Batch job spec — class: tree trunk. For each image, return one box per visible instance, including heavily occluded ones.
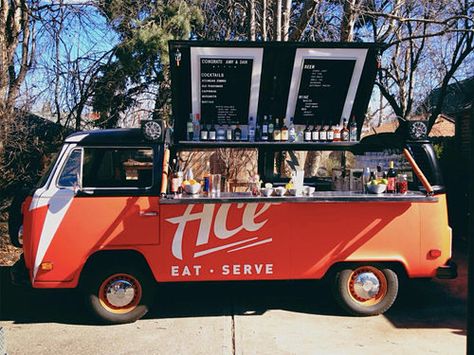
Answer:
[249,0,256,41]
[0,0,34,114]
[289,0,319,41]
[282,0,291,41]
[340,0,357,42]
[262,0,267,41]
[274,0,282,41]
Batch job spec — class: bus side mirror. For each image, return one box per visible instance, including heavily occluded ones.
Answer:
[73,172,82,195]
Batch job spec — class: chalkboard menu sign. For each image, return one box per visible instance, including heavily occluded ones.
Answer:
[294,59,356,124]
[200,58,253,125]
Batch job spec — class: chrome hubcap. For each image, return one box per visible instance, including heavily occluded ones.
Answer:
[105,279,136,308]
[352,272,381,300]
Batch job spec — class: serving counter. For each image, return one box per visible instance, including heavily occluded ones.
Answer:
[160,191,437,205]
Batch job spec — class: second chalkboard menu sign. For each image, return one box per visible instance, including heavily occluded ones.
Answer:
[294,59,356,124]
[200,58,253,125]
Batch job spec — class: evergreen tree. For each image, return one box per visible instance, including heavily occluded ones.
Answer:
[93,0,203,127]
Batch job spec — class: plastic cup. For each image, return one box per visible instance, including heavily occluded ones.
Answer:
[211,174,221,196]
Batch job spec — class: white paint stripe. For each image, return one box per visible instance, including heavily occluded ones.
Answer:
[227,238,273,253]
[29,188,48,211]
[193,237,259,258]
[33,189,74,279]
[65,133,89,142]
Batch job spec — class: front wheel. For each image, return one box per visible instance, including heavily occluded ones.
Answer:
[333,265,398,316]
[84,266,154,324]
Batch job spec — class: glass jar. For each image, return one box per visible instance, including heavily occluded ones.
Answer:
[396,174,408,194]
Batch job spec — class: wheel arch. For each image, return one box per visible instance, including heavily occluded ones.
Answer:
[324,260,409,281]
[79,249,156,287]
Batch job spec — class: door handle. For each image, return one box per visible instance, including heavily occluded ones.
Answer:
[139,211,158,217]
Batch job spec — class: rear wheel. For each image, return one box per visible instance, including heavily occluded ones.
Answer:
[85,266,153,324]
[333,265,398,316]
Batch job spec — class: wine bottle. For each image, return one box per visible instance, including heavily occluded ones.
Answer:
[248,117,256,142]
[261,115,269,141]
[273,118,281,141]
[234,125,242,141]
[341,118,350,141]
[311,124,319,142]
[268,115,274,141]
[200,122,208,141]
[281,119,289,141]
[333,123,341,142]
[187,114,194,141]
[304,123,312,142]
[327,123,334,142]
[387,161,397,193]
[349,115,358,142]
[319,122,327,142]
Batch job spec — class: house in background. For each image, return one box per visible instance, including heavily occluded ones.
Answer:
[363,114,455,138]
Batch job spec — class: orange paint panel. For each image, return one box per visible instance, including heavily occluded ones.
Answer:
[25,192,452,287]
[418,194,452,277]
[34,196,159,284]
[157,202,290,281]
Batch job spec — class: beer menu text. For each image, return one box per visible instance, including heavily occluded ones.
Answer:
[294,58,356,124]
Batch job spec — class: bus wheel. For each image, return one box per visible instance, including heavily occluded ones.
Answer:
[333,266,398,316]
[85,267,153,324]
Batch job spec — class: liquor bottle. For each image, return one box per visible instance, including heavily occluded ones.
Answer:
[341,118,350,141]
[176,160,184,194]
[226,125,233,141]
[170,158,178,194]
[193,113,201,141]
[327,123,334,142]
[333,123,341,142]
[255,124,261,141]
[200,122,208,141]
[281,119,289,141]
[349,115,358,142]
[268,115,274,141]
[208,124,217,141]
[304,123,312,142]
[387,161,397,193]
[319,122,327,142]
[248,116,256,142]
[311,124,319,142]
[288,117,296,142]
[273,118,281,141]
[203,161,211,194]
[261,115,269,141]
[234,125,242,141]
[187,114,194,141]
[217,125,225,141]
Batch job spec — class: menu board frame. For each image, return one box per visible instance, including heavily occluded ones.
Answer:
[190,47,264,124]
[285,48,368,124]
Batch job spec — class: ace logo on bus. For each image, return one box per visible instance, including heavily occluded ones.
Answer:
[165,203,276,277]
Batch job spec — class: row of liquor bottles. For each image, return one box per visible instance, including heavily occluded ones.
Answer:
[185,114,358,142]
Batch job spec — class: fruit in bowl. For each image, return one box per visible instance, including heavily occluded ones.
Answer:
[183,179,201,194]
[366,181,387,194]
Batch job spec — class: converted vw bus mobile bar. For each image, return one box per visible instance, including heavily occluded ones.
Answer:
[10,41,456,324]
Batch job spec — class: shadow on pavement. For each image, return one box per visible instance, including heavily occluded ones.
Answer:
[0,247,466,334]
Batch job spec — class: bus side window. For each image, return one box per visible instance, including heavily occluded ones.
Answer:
[57,149,82,187]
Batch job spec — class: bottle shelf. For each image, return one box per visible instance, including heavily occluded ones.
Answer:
[177,140,359,150]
